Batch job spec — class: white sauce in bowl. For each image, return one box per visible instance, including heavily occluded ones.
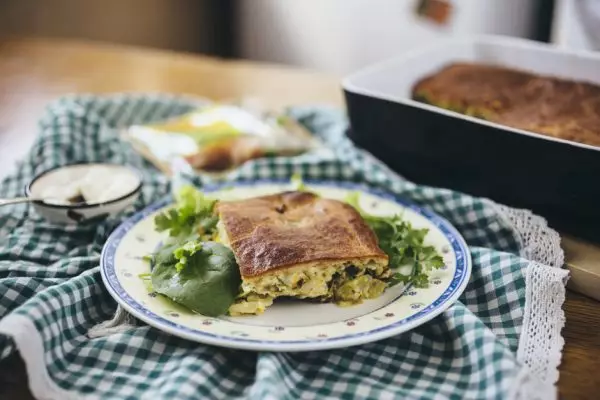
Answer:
[29,164,141,205]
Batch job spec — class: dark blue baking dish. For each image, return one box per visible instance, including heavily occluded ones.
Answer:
[342,36,600,241]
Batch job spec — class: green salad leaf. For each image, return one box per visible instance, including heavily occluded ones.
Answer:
[151,241,241,317]
[154,185,218,239]
[148,186,242,317]
[346,192,444,288]
[290,172,307,191]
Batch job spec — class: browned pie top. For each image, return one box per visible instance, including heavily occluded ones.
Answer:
[216,191,388,277]
[413,62,600,147]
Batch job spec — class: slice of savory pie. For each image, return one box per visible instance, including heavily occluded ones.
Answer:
[216,191,390,316]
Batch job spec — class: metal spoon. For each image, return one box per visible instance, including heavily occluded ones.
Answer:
[0,197,73,207]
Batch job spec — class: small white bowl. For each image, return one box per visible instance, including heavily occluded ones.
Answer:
[26,163,143,224]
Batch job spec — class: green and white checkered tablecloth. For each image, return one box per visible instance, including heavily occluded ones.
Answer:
[0,94,568,400]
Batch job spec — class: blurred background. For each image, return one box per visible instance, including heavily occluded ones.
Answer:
[0,0,596,75]
[0,0,598,176]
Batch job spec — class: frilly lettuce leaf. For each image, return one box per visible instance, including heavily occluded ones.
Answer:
[173,240,204,272]
[154,185,219,239]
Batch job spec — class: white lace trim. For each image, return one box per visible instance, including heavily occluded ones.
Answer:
[491,202,568,400]
[518,263,569,384]
[492,203,564,268]
[511,365,557,400]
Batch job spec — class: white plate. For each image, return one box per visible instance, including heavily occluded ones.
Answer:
[101,180,471,351]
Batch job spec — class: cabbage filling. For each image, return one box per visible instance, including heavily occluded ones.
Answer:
[228,263,390,316]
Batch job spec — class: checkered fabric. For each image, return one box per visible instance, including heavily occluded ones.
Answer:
[0,94,557,399]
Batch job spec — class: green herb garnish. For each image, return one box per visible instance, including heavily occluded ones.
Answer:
[346,192,444,288]
[388,272,411,287]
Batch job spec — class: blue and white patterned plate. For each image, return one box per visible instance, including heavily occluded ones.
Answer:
[101,181,471,352]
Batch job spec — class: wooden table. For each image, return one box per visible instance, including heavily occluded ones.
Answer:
[0,37,598,400]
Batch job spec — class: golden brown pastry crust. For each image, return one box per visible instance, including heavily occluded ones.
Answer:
[216,191,388,277]
[413,62,600,147]
[183,137,265,172]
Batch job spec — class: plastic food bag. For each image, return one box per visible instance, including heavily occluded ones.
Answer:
[125,104,321,174]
